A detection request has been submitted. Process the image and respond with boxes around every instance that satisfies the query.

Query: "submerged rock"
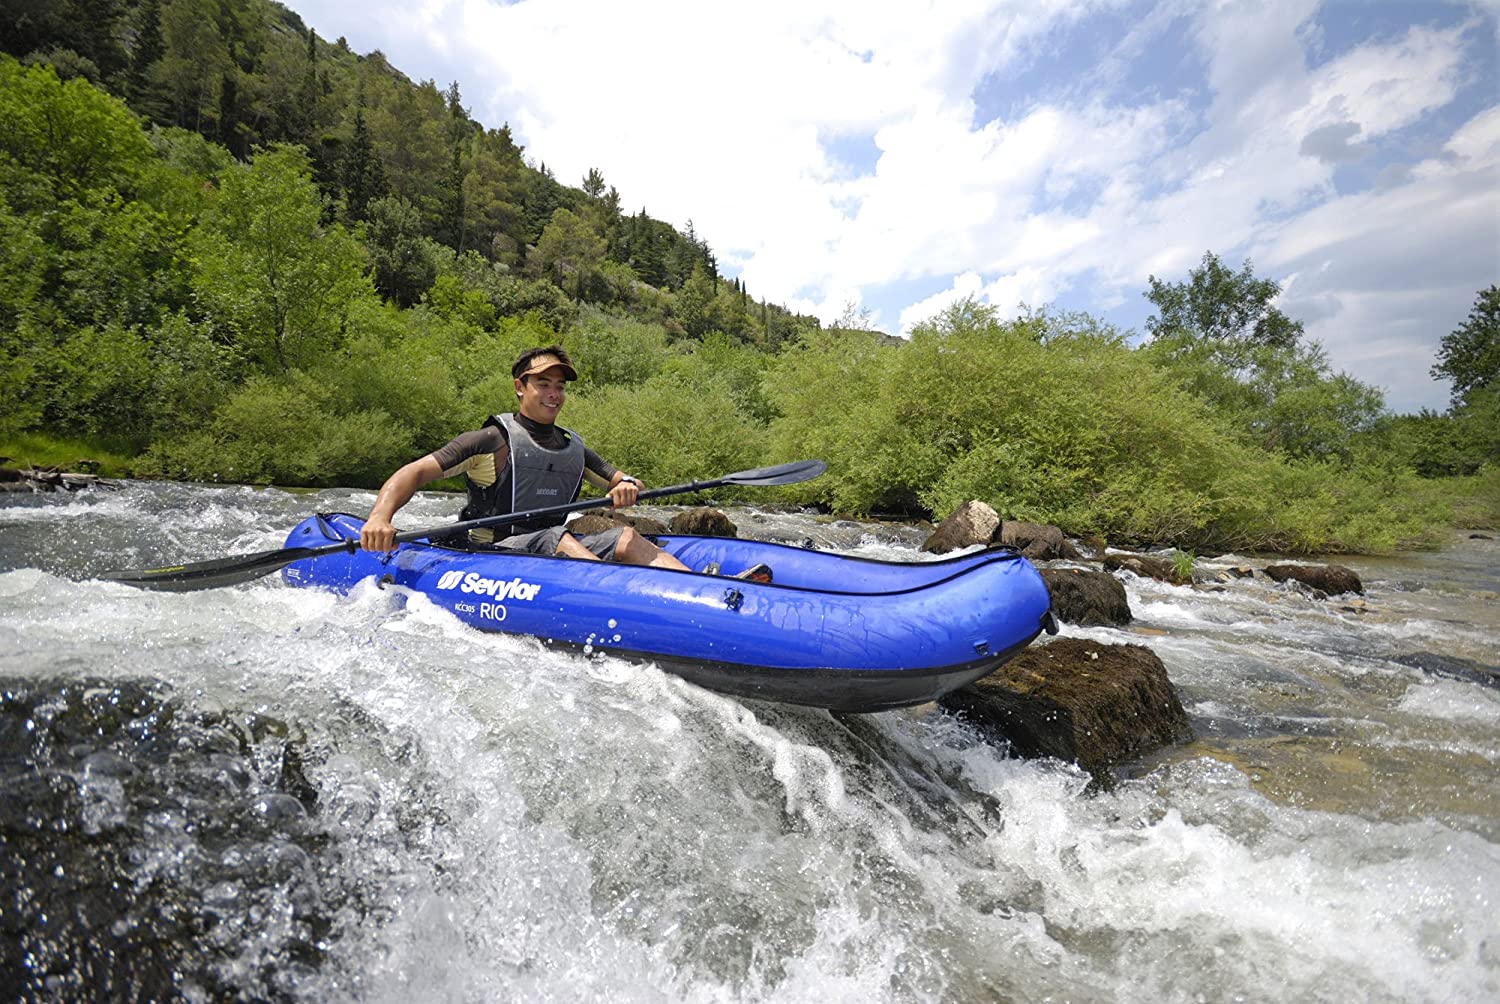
[940,639,1192,777]
[1264,563,1363,596]
[997,520,1081,560]
[1394,652,1500,690]
[1039,568,1133,626]
[670,507,738,537]
[920,500,1000,554]
[0,677,333,1000]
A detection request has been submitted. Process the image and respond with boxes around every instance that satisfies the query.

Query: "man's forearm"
[368,457,442,521]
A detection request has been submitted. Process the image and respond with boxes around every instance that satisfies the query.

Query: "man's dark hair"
[511,345,573,381]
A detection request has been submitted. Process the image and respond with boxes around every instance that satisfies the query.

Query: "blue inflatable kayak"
[281,513,1054,712]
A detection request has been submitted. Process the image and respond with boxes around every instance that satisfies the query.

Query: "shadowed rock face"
[0,678,332,1001]
[1039,568,1133,627]
[940,639,1192,778]
[1264,563,1364,596]
[670,507,738,537]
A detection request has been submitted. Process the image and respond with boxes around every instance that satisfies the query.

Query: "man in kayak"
[359,345,770,580]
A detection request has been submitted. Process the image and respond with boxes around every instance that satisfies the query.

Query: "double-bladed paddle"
[99,459,827,592]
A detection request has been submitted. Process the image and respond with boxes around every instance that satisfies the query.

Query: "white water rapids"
[1,482,1497,1002]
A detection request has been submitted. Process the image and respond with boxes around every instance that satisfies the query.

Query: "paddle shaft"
[99,460,825,590]
[393,473,737,547]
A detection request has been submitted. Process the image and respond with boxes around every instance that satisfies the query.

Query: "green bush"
[565,307,668,389]
[765,300,1451,553]
[564,372,768,495]
[140,371,414,487]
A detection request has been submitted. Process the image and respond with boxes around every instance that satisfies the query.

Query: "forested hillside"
[1,0,1494,554]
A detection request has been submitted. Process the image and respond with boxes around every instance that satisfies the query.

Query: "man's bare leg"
[611,527,692,571]
[554,533,602,561]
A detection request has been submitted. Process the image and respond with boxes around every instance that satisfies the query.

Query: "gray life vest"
[460,413,586,536]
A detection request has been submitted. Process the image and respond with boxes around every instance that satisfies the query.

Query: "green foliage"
[140,370,414,487]
[565,309,668,388]
[673,261,717,340]
[365,195,438,307]
[1372,391,1499,478]
[1169,549,1195,583]
[0,56,152,197]
[530,206,607,301]
[1146,251,1302,353]
[1433,285,1499,405]
[1445,468,1500,530]
[766,299,1449,553]
[191,144,369,371]
[31,322,157,441]
[564,374,768,495]
[1142,252,1384,462]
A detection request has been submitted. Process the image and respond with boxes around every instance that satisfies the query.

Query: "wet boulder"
[1103,551,1190,586]
[940,639,1192,777]
[1263,563,1363,596]
[997,520,1081,560]
[921,500,1000,554]
[671,506,738,537]
[1038,568,1133,626]
[569,512,670,537]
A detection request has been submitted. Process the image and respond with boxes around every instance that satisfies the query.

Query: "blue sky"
[293,0,1498,412]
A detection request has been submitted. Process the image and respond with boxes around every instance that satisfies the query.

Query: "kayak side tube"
[281,514,1053,712]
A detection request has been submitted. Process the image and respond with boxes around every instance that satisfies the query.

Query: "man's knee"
[616,526,640,550]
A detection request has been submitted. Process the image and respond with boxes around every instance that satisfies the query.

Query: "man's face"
[515,367,568,423]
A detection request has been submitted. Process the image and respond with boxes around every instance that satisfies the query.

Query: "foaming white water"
[1398,678,1500,725]
[3,483,1499,1001]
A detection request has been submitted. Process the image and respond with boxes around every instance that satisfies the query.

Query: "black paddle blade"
[98,544,335,592]
[721,459,827,486]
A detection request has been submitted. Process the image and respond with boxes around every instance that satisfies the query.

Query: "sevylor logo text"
[435,570,542,601]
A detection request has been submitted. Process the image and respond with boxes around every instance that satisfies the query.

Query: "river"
[2,481,1497,1002]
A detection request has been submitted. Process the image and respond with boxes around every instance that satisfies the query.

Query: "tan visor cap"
[519,354,578,381]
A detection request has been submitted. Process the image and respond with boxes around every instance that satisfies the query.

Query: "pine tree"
[126,0,165,107]
[341,104,386,221]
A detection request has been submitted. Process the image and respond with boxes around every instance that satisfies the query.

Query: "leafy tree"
[365,195,437,307]
[191,144,368,371]
[363,64,446,219]
[582,167,605,198]
[124,0,172,121]
[0,56,153,198]
[530,207,605,301]
[1146,251,1302,363]
[455,124,527,262]
[154,0,234,133]
[1143,251,1382,460]
[2,0,130,85]
[1432,285,1499,405]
